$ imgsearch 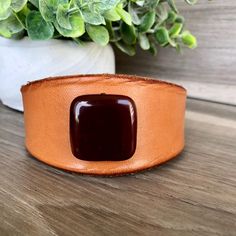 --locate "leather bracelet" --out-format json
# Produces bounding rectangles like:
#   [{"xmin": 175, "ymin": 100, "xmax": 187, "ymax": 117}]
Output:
[{"xmin": 21, "ymin": 74, "xmax": 186, "ymax": 176}]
